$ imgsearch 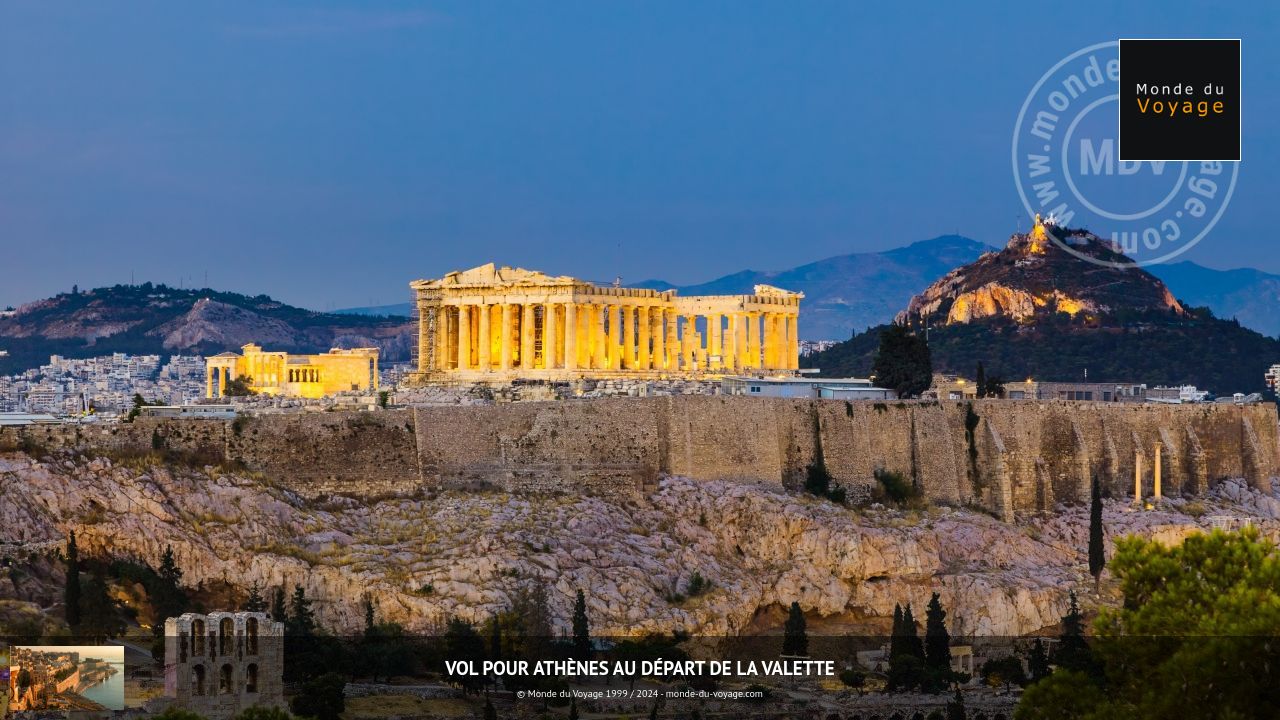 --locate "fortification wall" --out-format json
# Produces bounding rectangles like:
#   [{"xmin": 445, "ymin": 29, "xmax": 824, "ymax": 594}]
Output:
[{"xmin": 3, "ymin": 398, "xmax": 1276, "ymax": 519}]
